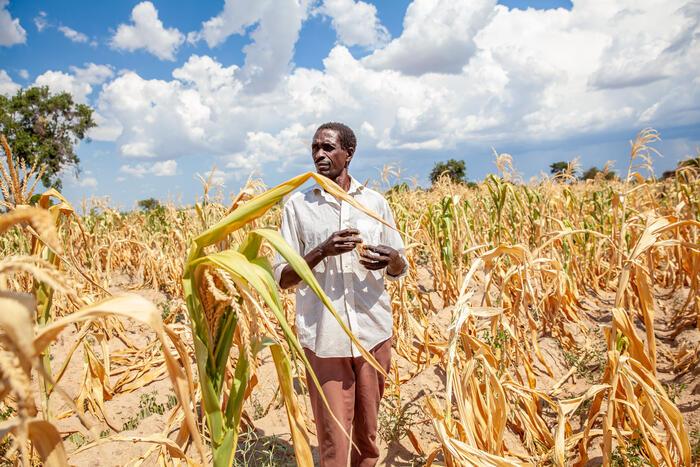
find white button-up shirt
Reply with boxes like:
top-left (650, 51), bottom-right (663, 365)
top-left (273, 176), bottom-right (407, 358)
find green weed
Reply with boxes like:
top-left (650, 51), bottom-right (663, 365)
top-left (122, 391), bottom-right (178, 431)
top-left (378, 393), bottom-right (419, 444)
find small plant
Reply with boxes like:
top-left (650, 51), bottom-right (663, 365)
top-left (233, 428), bottom-right (295, 467)
top-left (0, 405), bottom-right (14, 420)
top-left (562, 347), bottom-right (604, 383)
top-left (166, 393), bottom-right (178, 410)
top-left (0, 405), bottom-right (15, 461)
top-left (122, 391), bottom-right (173, 431)
top-left (160, 302), bottom-right (172, 321)
top-left (481, 329), bottom-right (509, 350)
top-left (66, 432), bottom-right (87, 448)
top-left (251, 396), bottom-right (266, 420)
top-left (573, 397), bottom-right (592, 420)
top-left (691, 429), bottom-right (700, 463)
top-left (610, 432), bottom-right (648, 467)
top-left (661, 382), bottom-right (686, 403)
top-left (378, 393), bottom-right (418, 444)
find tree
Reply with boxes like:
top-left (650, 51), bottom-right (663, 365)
top-left (661, 157), bottom-right (700, 179)
top-left (0, 86), bottom-right (96, 189)
top-left (137, 198), bottom-right (160, 211)
top-left (549, 161), bottom-right (569, 176)
top-left (581, 166), bottom-right (617, 181)
top-left (430, 159), bottom-right (466, 185)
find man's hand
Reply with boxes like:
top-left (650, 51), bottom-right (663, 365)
top-left (320, 228), bottom-right (362, 257)
top-left (359, 244), bottom-right (405, 275)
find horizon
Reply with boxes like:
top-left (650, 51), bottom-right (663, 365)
top-left (1, 0), bottom-right (699, 210)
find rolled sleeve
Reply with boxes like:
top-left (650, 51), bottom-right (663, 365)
top-left (273, 201), bottom-right (303, 286)
top-left (381, 199), bottom-right (408, 281)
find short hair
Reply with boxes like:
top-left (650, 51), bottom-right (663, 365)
top-left (315, 122), bottom-right (356, 153)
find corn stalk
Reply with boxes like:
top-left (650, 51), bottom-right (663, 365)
top-left (182, 172), bottom-right (397, 466)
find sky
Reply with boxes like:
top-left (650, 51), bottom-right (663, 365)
top-left (1, 0), bottom-right (699, 209)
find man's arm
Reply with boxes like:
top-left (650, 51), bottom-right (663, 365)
top-left (279, 228), bottom-right (362, 289)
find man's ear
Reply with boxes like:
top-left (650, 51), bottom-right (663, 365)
top-left (345, 147), bottom-right (355, 167)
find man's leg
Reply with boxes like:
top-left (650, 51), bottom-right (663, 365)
top-left (350, 338), bottom-right (392, 467)
top-left (304, 348), bottom-right (355, 467)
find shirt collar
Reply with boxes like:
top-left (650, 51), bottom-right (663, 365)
top-left (311, 175), bottom-right (364, 198)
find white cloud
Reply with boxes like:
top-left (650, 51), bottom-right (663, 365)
top-left (224, 123), bottom-right (314, 176)
top-left (363, 0), bottom-right (496, 75)
top-left (319, 0), bottom-right (389, 48)
top-left (76, 176), bottom-right (98, 188)
top-left (110, 1), bottom-right (184, 61)
top-left (91, 0), bottom-right (700, 174)
top-left (0, 69), bottom-right (20, 95)
top-left (58, 25), bottom-right (88, 43)
top-left (59, 167), bottom-right (98, 189)
top-left (18, 69), bottom-right (28, 79)
top-left (120, 160), bottom-right (177, 177)
top-left (189, 0), bottom-right (312, 92)
top-left (0, 0), bottom-right (26, 46)
top-left (34, 11), bottom-right (47, 32)
top-left (151, 160), bottom-right (177, 176)
top-left (34, 63), bottom-right (113, 103)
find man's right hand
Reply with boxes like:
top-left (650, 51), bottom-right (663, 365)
top-left (320, 228), bottom-right (362, 257)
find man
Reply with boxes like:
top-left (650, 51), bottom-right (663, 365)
top-left (273, 122), bottom-right (407, 466)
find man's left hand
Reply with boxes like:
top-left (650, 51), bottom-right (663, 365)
top-left (359, 244), bottom-right (405, 275)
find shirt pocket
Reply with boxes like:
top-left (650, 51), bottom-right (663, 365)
top-left (300, 225), bottom-right (331, 274)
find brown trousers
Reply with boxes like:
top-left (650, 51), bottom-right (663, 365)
top-left (304, 338), bottom-right (392, 467)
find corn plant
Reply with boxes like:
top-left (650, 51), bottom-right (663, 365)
top-left (181, 172), bottom-right (395, 466)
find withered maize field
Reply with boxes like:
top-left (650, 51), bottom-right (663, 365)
top-left (1, 129), bottom-right (699, 466)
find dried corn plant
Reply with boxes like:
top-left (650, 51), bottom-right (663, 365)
top-left (0, 208), bottom-right (202, 466)
top-left (182, 172), bottom-right (401, 466)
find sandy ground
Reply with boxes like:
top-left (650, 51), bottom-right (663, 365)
top-left (42, 268), bottom-right (699, 466)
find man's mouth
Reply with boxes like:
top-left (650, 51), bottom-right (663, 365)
top-left (316, 161), bottom-right (331, 171)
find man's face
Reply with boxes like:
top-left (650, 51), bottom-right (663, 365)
top-left (311, 129), bottom-right (353, 179)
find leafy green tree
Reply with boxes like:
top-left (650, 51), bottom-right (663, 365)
top-left (549, 161), bottom-right (569, 176)
top-left (0, 86), bottom-right (96, 189)
top-left (430, 159), bottom-right (466, 185)
top-left (581, 166), bottom-right (617, 181)
top-left (137, 198), bottom-right (160, 211)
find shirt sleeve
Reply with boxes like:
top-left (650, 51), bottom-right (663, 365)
top-left (273, 200), bottom-right (303, 286)
top-left (380, 197), bottom-right (408, 281)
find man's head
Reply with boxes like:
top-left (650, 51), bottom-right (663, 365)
top-left (312, 122), bottom-right (356, 179)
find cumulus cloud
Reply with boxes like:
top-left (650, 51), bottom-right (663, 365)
top-left (120, 160), bottom-right (177, 177)
top-left (319, 0), bottom-right (389, 48)
top-left (0, 70), bottom-right (20, 95)
top-left (34, 63), bottom-right (113, 103)
top-left (91, 0), bottom-right (700, 175)
top-left (224, 123), bottom-right (314, 176)
top-left (58, 25), bottom-right (88, 43)
top-left (111, 1), bottom-right (184, 61)
top-left (189, 0), bottom-right (311, 92)
top-left (363, 0), bottom-right (496, 75)
top-left (0, 0), bottom-right (26, 46)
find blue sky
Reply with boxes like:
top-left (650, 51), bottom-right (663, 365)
top-left (1, 0), bottom-right (698, 209)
